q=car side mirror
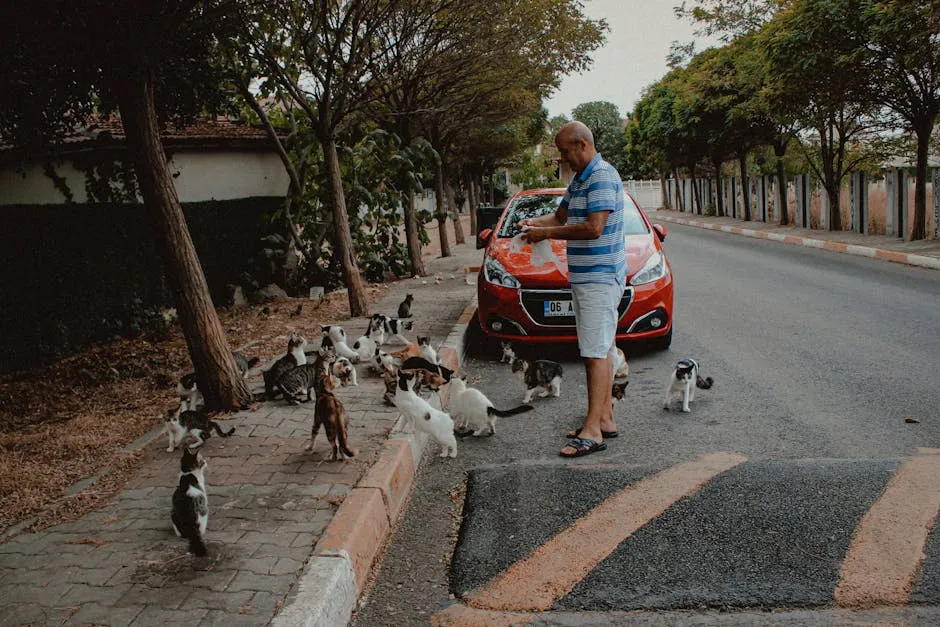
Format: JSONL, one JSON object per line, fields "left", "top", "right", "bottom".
{"left": 652, "top": 224, "right": 667, "bottom": 242}
{"left": 479, "top": 228, "right": 493, "bottom": 243}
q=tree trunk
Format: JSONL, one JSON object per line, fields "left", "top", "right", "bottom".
{"left": 774, "top": 143, "right": 789, "bottom": 226}
{"left": 320, "top": 133, "right": 369, "bottom": 315}
{"left": 446, "top": 179, "right": 466, "bottom": 245}
{"left": 827, "top": 183, "right": 842, "bottom": 232}
{"left": 433, "top": 158, "right": 452, "bottom": 257}
{"left": 488, "top": 173, "right": 495, "bottom": 205}
{"left": 466, "top": 171, "right": 478, "bottom": 234}
{"left": 118, "top": 72, "right": 250, "bottom": 410}
{"left": 658, "top": 173, "right": 669, "bottom": 209}
{"left": 404, "top": 189, "right": 426, "bottom": 276}
{"left": 911, "top": 123, "right": 931, "bottom": 241}
{"left": 739, "top": 153, "right": 751, "bottom": 221}
{"left": 672, "top": 169, "right": 684, "bottom": 212}
{"left": 714, "top": 160, "right": 725, "bottom": 217}
{"left": 691, "top": 164, "right": 702, "bottom": 215}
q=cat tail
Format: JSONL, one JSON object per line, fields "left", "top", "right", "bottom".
{"left": 696, "top": 376, "right": 714, "bottom": 390}
{"left": 337, "top": 426, "right": 356, "bottom": 459}
{"left": 188, "top": 533, "right": 208, "bottom": 557}
{"left": 211, "top": 421, "right": 236, "bottom": 437}
{"left": 247, "top": 357, "right": 260, "bottom": 368}
{"left": 487, "top": 404, "right": 534, "bottom": 417}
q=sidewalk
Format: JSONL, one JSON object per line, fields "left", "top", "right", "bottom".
{"left": 0, "top": 237, "right": 483, "bottom": 626}
{"left": 648, "top": 209, "right": 940, "bottom": 271}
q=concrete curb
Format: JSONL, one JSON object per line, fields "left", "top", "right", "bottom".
{"left": 272, "top": 295, "right": 477, "bottom": 627}
{"left": 655, "top": 214, "right": 940, "bottom": 271}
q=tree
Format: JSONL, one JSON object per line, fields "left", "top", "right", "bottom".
{"left": 864, "top": 0, "right": 940, "bottom": 240}
{"left": 675, "top": 0, "right": 783, "bottom": 40}
{"left": 0, "top": 1, "right": 253, "bottom": 409}
{"left": 572, "top": 101, "right": 629, "bottom": 175}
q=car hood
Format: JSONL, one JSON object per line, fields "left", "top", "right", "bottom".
{"left": 487, "top": 234, "right": 656, "bottom": 288}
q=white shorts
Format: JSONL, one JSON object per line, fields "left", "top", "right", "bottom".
{"left": 570, "top": 282, "right": 625, "bottom": 359}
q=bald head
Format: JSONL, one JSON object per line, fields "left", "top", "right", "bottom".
{"left": 556, "top": 121, "right": 595, "bottom": 148}
{"left": 555, "top": 121, "right": 597, "bottom": 173}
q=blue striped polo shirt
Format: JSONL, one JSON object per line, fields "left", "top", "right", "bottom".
{"left": 560, "top": 153, "right": 627, "bottom": 285}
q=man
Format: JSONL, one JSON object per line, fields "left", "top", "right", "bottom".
{"left": 520, "top": 121, "right": 626, "bottom": 458}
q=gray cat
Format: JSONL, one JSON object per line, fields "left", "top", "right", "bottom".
{"left": 511, "top": 358, "right": 563, "bottom": 403}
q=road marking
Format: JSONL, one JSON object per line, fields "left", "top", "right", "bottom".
{"left": 462, "top": 452, "right": 747, "bottom": 611}
{"left": 836, "top": 448, "right": 940, "bottom": 607}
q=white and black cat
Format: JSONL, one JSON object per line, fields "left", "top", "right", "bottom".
{"left": 163, "top": 405, "right": 236, "bottom": 451}
{"left": 511, "top": 358, "right": 563, "bottom": 403}
{"left": 370, "top": 314, "right": 414, "bottom": 345}
{"left": 447, "top": 376, "right": 533, "bottom": 437}
{"left": 320, "top": 331, "right": 359, "bottom": 363}
{"left": 612, "top": 347, "right": 630, "bottom": 378}
{"left": 320, "top": 324, "right": 347, "bottom": 346}
{"left": 500, "top": 341, "right": 516, "bottom": 364}
{"left": 397, "top": 293, "right": 414, "bottom": 319}
{"left": 663, "top": 358, "right": 714, "bottom": 413}
{"left": 417, "top": 336, "right": 438, "bottom": 365}
{"left": 393, "top": 369, "right": 457, "bottom": 458}
{"left": 171, "top": 447, "right": 209, "bottom": 556}
{"left": 353, "top": 334, "right": 378, "bottom": 363}
{"left": 262, "top": 333, "right": 307, "bottom": 400}
{"left": 176, "top": 373, "right": 203, "bottom": 411}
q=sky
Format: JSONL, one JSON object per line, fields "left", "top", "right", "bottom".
{"left": 544, "top": 0, "right": 717, "bottom": 120}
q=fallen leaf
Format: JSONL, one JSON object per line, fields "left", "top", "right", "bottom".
{"left": 238, "top": 604, "right": 252, "bottom": 614}
{"left": 905, "top": 417, "right": 921, "bottom": 424}
{"left": 67, "top": 536, "right": 107, "bottom": 546}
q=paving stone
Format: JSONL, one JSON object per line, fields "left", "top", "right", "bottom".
{"left": 250, "top": 544, "right": 312, "bottom": 562}
{"left": 60, "top": 582, "right": 133, "bottom": 606}
{"left": 185, "top": 569, "right": 238, "bottom": 592}
{"left": 60, "top": 566, "right": 126, "bottom": 586}
{"left": 67, "top": 601, "right": 145, "bottom": 626}
{"left": 290, "top": 534, "right": 319, "bottom": 549}
{"left": 225, "top": 572, "right": 295, "bottom": 594}
{"left": 116, "top": 583, "right": 190, "bottom": 609}
{"left": 271, "top": 520, "right": 329, "bottom": 536}
{"left": 176, "top": 588, "right": 255, "bottom": 612}
{"left": 198, "top": 609, "right": 272, "bottom": 626}
{"left": 328, "top": 484, "right": 352, "bottom": 498}
{"left": 235, "top": 555, "right": 279, "bottom": 575}
{"left": 130, "top": 607, "right": 209, "bottom": 626}
{"left": 238, "top": 530, "right": 299, "bottom": 547}
{"left": 0, "top": 602, "right": 53, "bottom": 625}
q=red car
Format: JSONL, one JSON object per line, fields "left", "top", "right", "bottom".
{"left": 476, "top": 187, "right": 674, "bottom": 350}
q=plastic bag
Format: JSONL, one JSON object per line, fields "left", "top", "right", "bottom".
{"left": 510, "top": 233, "right": 561, "bottom": 268}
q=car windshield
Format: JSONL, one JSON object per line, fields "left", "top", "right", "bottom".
{"left": 497, "top": 192, "right": 650, "bottom": 238}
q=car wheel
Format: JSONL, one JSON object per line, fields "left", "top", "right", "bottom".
{"left": 649, "top": 327, "right": 672, "bottom": 351}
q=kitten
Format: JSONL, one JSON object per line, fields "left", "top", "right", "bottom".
{"left": 511, "top": 358, "right": 563, "bottom": 403}
{"left": 500, "top": 341, "right": 516, "bottom": 364}
{"left": 262, "top": 333, "right": 307, "bottom": 400}
{"left": 332, "top": 356, "right": 358, "bottom": 386}
{"left": 416, "top": 336, "right": 438, "bottom": 365}
{"left": 232, "top": 351, "right": 260, "bottom": 378}
{"left": 171, "top": 447, "right": 209, "bottom": 556}
{"left": 277, "top": 358, "right": 336, "bottom": 404}
{"left": 612, "top": 379, "right": 629, "bottom": 404}
{"left": 612, "top": 347, "right": 630, "bottom": 378}
{"left": 393, "top": 369, "right": 457, "bottom": 458}
{"left": 397, "top": 293, "right": 414, "bottom": 318}
{"left": 371, "top": 314, "right": 414, "bottom": 345}
{"left": 447, "top": 376, "right": 533, "bottom": 437}
{"left": 177, "top": 373, "right": 203, "bottom": 411}
{"left": 320, "top": 325, "right": 347, "bottom": 345}
{"left": 663, "top": 358, "right": 714, "bottom": 413}
{"left": 306, "top": 389, "right": 356, "bottom": 461}
{"left": 163, "top": 405, "right": 236, "bottom": 451}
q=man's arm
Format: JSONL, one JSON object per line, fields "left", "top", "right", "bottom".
{"left": 521, "top": 205, "right": 568, "bottom": 228}
{"left": 523, "top": 210, "right": 609, "bottom": 243}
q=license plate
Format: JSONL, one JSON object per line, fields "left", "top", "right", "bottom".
{"left": 544, "top": 299, "right": 575, "bottom": 317}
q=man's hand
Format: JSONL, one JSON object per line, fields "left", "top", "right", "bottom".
{"left": 521, "top": 225, "right": 549, "bottom": 244}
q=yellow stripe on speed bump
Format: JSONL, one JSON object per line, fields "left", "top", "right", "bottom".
{"left": 462, "top": 452, "right": 748, "bottom": 612}
{"left": 836, "top": 448, "right": 940, "bottom": 607}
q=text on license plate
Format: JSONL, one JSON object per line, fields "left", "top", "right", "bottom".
{"left": 544, "top": 300, "right": 575, "bottom": 317}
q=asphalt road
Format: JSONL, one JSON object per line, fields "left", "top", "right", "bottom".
{"left": 352, "top": 223, "right": 940, "bottom": 625}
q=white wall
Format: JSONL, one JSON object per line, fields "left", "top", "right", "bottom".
{"left": 0, "top": 149, "right": 289, "bottom": 205}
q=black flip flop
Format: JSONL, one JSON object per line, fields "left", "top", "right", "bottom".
{"left": 559, "top": 437, "right": 607, "bottom": 458}
{"left": 567, "top": 427, "right": 618, "bottom": 439}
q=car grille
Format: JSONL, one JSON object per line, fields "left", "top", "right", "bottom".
{"left": 519, "top": 288, "right": 634, "bottom": 327}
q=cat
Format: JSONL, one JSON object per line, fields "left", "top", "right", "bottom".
{"left": 321, "top": 331, "right": 360, "bottom": 363}
{"left": 163, "top": 405, "right": 236, "bottom": 451}
{"left": 400, "top": 356, "right": 454, "bottom": 393}
{"left": 390, "top": 343, "right": 421, "bottom": 362}
{"left": 370, "top": 314, "right": 414, "bottom": 345}
{"left": 511, "top": 358, "right": 563, "bottom": 403}
{"left": 374, "top": 347, "right": 399, "bottom": 376}
{"left": 568, "top": 380, "right": 631, "bottom": 440}
{"left": 393, "top": 369, "right": 457, "bottom": 458}
{"left": 232, "top": 351, "right": 260, "bottom": 378}
{"left": 352, "top": 334, "right": 378, "bottom": 363}
{"left": 612, "top": 379, "right": 629, "bottom": 404}
{"left": 277, "top": 358, "right": 336, "bottom": 404}
{"left": 171, "top": 447, "right": 209, "bottom": 556}
{"left": 320, "top": 324, "right": 347, "bottom": 345}
{"left": 612, "top": 347, "right": 630, "bottom": 378}
{"left": 447, "top": 376, "right": 533, "bottom": 437}
{"left": 306, "top": 389, "right": 356, "bottom": 461}
{"left": 332, "top": 356, "right": 358, "bottom": 386}
{"left": 500, "top": 341, "right": 516, "bottom": 364}
{"left": 177, "top": 373, "right": 203, "bottom": 411}
{"left": 416, "top": 336, "right": 438, "bottom": 365}
{"left": 262, "top": 333, "right": 307, "bottom": 400}
{"left": 397, "top": 293, "right": 414, "bottom": 318}
{"left": 663, "top": 358, "right": 714, "bottom": 413}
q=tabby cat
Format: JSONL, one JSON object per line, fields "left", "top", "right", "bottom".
{"left": 262, "top": 333, "right": 307, "bottom": 400}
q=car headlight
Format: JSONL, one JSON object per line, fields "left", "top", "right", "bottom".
{"left": 630, "top": 251, "right": 668, "bottom": 286}
{"left": 483, "top": 255, "right": 521, "bottom": 289}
